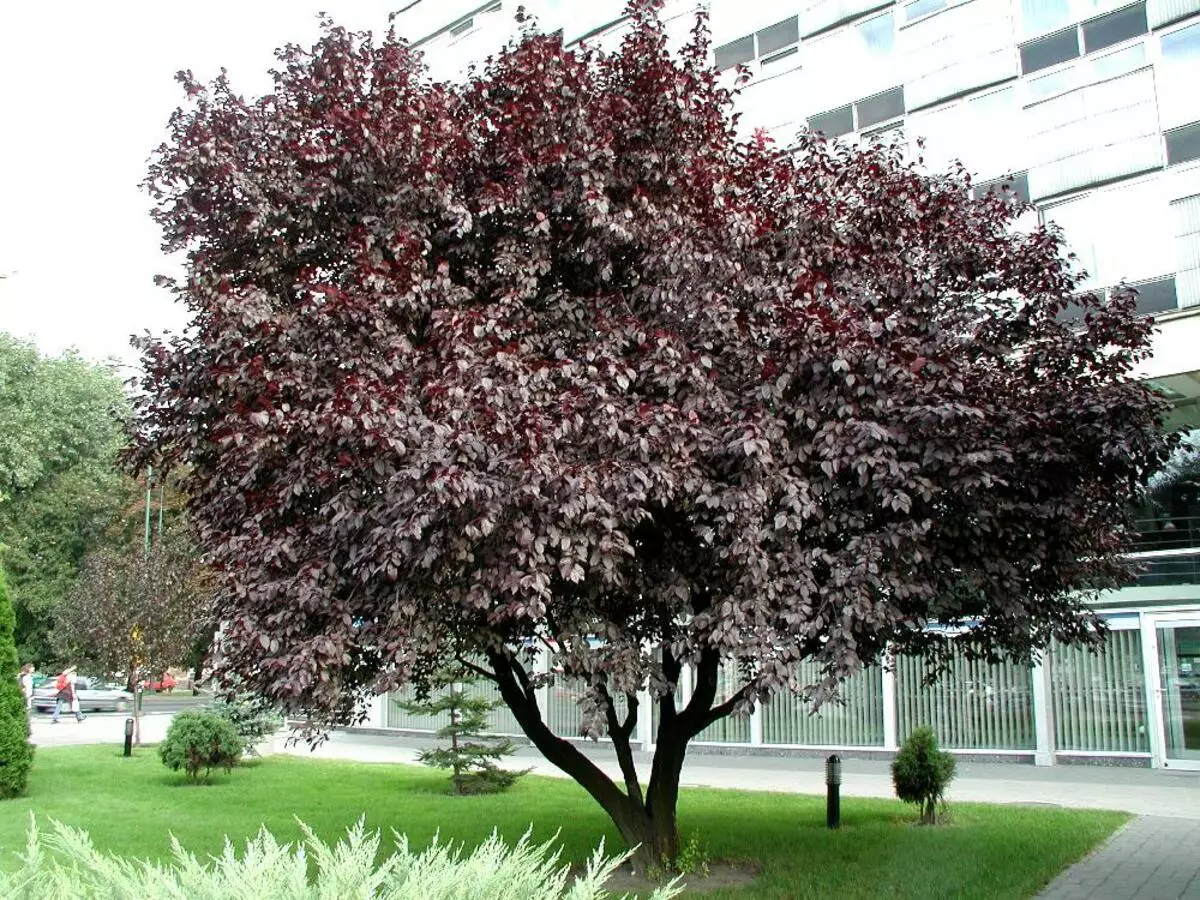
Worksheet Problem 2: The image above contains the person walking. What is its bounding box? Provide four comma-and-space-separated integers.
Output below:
51, 666, 84, 723
18, 663, 34, 716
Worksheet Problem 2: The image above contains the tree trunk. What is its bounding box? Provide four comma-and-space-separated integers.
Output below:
483, 646, 730, 873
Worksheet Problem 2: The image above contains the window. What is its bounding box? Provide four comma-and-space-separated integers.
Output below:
862, 121, 906, 149
856, 87, 906, 129
809, 86, 905, 139
714, 16, 800, 73
715, 35, 755, 70
974, 171, 1032, 204
1081, 3, 1147, 54
1131, 276, 1179, 315
757, 17, 800, 56
908, 85, 1020, 178
1021, 0, 1073, 37
1041, 180, 1175, 289
449, 17, 475, 37
1159, 23, 1200, 129
1167, 122, 1200, 166
804, 9, 897, 111
904, 0, 947, 21
1020, 28, 1081, 74
808, 105, 855, 137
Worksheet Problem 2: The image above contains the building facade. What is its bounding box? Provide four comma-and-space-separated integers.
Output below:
370, 0, 1200, 769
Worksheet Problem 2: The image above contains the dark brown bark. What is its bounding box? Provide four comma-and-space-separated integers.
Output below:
485, 647, 711, 870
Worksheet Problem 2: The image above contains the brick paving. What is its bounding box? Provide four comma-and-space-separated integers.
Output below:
1037, 816, 1200, 900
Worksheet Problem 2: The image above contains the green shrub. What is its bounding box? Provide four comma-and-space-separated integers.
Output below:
206, 692, 283, 756
891, 726, 956, 825
0, 817, 682, 899
158, 710, 242, 783
0, 571, 33, 799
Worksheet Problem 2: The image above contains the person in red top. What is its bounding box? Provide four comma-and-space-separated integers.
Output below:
51, 666, 85, 723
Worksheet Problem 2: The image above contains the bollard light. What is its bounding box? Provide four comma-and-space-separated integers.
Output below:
123, 717, 134, 758
825, 753, 842, 829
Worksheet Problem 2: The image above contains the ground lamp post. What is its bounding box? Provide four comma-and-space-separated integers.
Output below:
826, 754, 842, 829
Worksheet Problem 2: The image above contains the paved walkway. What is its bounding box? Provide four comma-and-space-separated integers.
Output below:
1037, 817, 1200, 900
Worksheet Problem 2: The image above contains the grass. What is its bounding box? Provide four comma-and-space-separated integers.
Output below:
0, 746, 1127, 899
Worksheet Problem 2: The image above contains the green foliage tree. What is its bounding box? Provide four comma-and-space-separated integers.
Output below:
0, 334, 131, 662
54, 527, 211, 744
891, 727, 957, 825
401, 674, 530, 795
0, 569, 34, 798
206, 689, 283, 756
159, 709, 241, 783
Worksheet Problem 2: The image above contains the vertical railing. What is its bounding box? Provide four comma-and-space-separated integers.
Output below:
759, 664, 885, 746
895, 651, 1035, 750
1050, 628, 1149, 753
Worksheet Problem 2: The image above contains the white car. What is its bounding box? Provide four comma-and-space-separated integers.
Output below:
33, 676, 134, 713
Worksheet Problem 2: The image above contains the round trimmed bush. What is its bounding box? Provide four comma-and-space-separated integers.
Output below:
159, 710, 242, 783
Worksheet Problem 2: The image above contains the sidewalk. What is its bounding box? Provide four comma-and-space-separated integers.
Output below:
29, 711, 173, 749
274, 729, 1200, 820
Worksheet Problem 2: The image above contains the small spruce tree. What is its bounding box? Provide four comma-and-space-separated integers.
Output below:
400, 672, 530, 795
0, 570, 34, 798
892, 726, 957, 825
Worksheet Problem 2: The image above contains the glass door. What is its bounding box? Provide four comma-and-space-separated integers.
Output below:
1155, 622, 1200, 768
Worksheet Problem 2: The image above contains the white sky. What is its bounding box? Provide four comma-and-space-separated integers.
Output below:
0, 2, 391, 367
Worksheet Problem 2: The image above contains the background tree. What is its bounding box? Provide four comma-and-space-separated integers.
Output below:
0, 569, 33, 798
54, 528, 210, 742
0, 333, 130, 662
134, 6, 1172, 867
399, 671, 530, 795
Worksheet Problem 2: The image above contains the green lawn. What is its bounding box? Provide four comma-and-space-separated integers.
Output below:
0, 746, 1126, 899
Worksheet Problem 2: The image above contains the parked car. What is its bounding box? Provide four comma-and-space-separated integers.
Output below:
145, 673, 177, 693
32, 676, 134, 713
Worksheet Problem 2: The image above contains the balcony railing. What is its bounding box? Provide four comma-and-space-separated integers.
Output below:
1132, 514, 1200, 554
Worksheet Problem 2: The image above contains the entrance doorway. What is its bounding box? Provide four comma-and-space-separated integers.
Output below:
1149, 618, 1200, 769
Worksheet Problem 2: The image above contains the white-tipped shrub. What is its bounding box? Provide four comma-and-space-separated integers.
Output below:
0, 817, 682, 899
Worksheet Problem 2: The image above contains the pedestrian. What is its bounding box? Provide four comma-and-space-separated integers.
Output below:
52, 665, 85, 723
18, 663, 34, 716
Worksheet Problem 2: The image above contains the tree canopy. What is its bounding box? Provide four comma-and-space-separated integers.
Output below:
135, 4, 1172, 864
55, 527, 210, 689
0, 334, 130, 662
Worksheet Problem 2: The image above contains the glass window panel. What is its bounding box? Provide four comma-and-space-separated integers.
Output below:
1132, 276, 1179, 314
1021, 0, 1073, 37
896, 650, 1036, 750
1160, 24, 1200, 128
761, 45, 800, 66
1028, 67, 1079, 101
1021, 27, 1082, 74
1051, 630, 1149, 753
1167, 122, 1200, 166
757, 16, 800, 56
715, 34, 756, 71
1082, 3, 1147, 54
1090, 41, 1146, 80
975, 171, 1032, 204
905, 0, 948, 21
856, 86, 906, 129
695, 662, 751, 743
808, 104, 855, 137
761, 665, 885, 746
1158, 625, 1200, 761
862, 122, 906, 149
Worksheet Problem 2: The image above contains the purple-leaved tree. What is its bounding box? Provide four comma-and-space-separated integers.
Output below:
134, 3, 1172, 866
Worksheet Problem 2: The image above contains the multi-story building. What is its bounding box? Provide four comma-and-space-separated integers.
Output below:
370, 0, 1200, 770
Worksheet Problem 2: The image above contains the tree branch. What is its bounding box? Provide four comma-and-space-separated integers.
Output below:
599, 682, 645, 812
455, 657, 498, 683
696, 681, 755, 733
486, 650, 634, 819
